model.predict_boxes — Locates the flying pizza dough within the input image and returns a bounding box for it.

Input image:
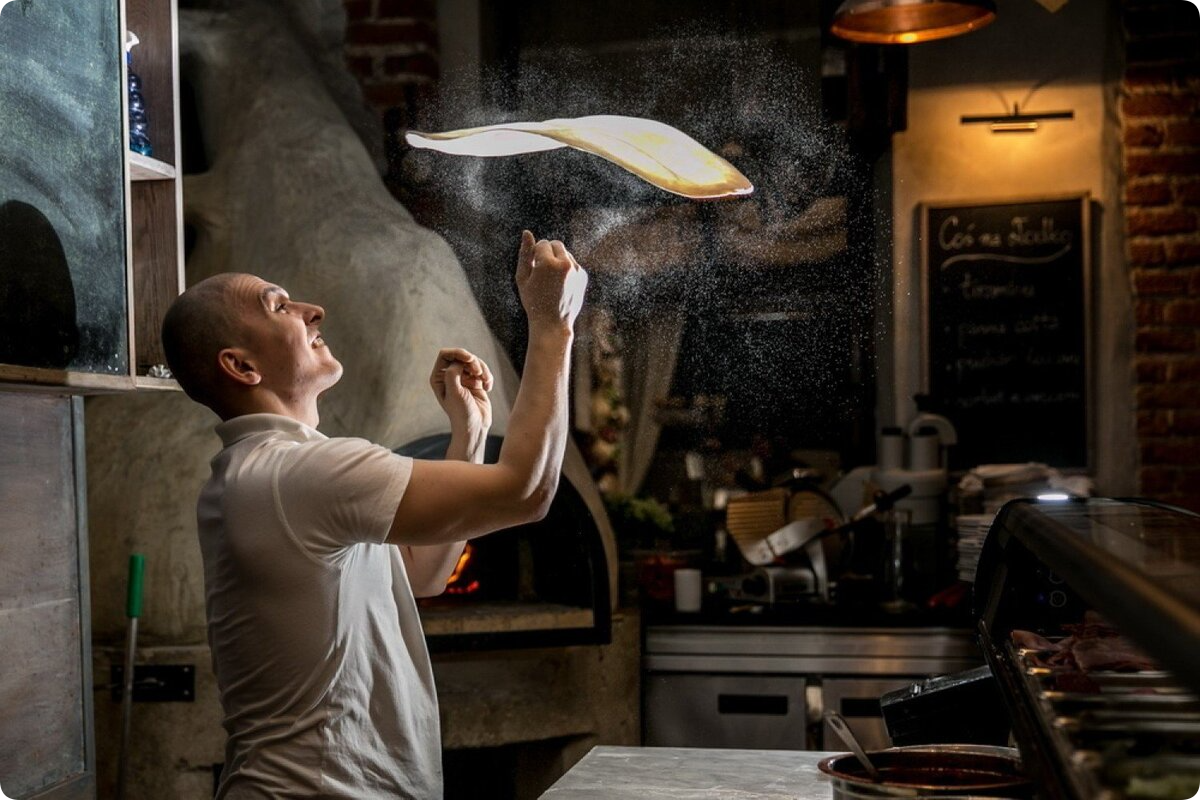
[405,115,754,201]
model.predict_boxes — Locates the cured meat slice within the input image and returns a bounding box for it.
[1012,630,1059,651]
[405,115,754,200]
[1071,636,1158,672]
[1012,621,1160,673]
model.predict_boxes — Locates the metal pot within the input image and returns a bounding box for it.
[817,744,1032,799]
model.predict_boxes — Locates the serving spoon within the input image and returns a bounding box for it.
[823,710,881,782]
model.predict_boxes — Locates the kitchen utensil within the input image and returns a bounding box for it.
[116,553,145,800]
[824,710,881,781]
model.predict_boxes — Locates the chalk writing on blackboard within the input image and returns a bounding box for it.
[938,215,1073,269]
[923,196,1089,469]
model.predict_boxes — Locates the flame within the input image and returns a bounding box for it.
[445,543,481,595]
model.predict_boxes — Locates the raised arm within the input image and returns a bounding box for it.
[387,231,587,547]
[400,348,492,596]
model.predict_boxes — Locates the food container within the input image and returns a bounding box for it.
[817,744,1032,799]
[633,549,700,606]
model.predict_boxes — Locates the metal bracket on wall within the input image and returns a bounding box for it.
[109,664,195,702]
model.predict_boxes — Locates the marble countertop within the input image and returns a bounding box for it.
[540,746,838,799]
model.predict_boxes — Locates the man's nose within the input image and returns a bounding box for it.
[299,302,324,324]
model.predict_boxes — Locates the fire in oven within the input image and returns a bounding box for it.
[396,433,612,652]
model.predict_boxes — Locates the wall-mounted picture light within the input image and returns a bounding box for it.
[960,103,1074,133]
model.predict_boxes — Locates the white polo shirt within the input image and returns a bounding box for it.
[198,413,441,799]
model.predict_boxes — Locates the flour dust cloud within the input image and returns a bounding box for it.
[399,18,888,450]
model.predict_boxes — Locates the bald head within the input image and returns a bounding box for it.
[161,273,249,413]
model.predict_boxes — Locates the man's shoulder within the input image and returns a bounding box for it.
[271,434,411,483]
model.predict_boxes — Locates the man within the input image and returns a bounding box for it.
[161,231,587,798]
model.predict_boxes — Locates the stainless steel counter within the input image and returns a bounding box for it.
[540,746,837,799]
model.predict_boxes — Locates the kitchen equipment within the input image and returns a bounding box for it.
[971,497,1200,799]
[867,409,956,530]
[824,710,881,781]
[725,485,844,601]
[880,665,1010,747]
[724,484,915,606]
[872,466,945,528]
[906,411,958,461]
[726,487,846,563]
[643,626,981,751]
[727,565,816,604]
[878,427,904,471]
[817,744,1030,799]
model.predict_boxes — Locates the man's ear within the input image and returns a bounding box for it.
[217,347,262,386]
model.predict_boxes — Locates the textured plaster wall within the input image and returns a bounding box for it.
[884,0,1134,492]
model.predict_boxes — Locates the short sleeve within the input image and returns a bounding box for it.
[272,437,413,551]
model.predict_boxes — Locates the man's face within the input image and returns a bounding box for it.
[228,275,343,398]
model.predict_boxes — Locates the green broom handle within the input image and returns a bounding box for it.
[126,553,145,619]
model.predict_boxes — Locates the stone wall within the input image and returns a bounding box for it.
[1122,1,1200,511]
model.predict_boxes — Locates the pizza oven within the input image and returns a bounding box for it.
[396,433,612,652]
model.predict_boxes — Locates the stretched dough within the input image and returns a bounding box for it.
[405,115,753,201]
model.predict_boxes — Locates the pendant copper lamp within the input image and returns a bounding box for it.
[831,0,996,45]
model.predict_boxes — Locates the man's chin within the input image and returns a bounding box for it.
[316,359,344,393]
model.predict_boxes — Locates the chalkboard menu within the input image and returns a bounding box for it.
[922,195,1089,469]
[0,1,128,375]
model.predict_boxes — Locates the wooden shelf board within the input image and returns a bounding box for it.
[0,365,133,395]
[129,152,176,181]
[133,375,181,392]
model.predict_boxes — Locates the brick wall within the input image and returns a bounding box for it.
[343,0,439,120]
[1122,1,1200,511]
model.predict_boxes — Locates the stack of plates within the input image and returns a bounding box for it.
[956,514,995,583]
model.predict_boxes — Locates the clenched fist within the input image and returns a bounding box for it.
[515,230,588,333]
[429,347,493,433]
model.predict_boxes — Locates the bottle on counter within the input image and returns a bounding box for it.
[126,32,153,157]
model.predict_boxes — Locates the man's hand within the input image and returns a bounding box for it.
[516,230,588,334]
[429,347,493,433]
[388,232,582,548]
